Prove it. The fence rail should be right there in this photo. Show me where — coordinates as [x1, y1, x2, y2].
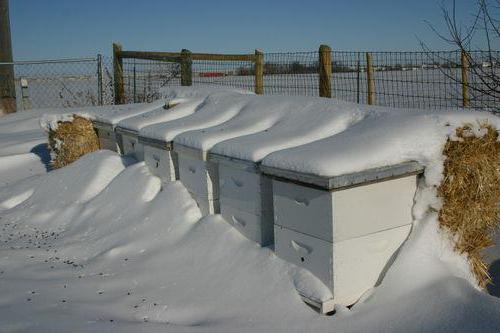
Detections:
[1, 44, 498, 113]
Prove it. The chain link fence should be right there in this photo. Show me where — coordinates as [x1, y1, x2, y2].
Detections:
[0, 56, 115, 111]
[1, 49, 498, 112]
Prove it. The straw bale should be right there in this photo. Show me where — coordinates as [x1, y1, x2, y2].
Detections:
[438, 124, 499, 288]
[48, 115, 100, 169]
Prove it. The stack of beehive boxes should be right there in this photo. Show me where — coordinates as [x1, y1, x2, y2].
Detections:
[261, 162, 423, 311]
[211, 155, 274, 246]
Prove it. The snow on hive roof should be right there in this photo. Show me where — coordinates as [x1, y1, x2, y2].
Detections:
[159, 85, 254, 100]
[118, 86, 253, 132]
[138, 90, 255, 142]
[261, 109, 500, 183]
[176, 95, 386, 155]
[39, 100, 167, 130]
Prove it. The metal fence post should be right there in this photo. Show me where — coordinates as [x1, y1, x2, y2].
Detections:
[356, 58, 361, 104]
[181, 49, 192, 86]
[461, 50, 470, 108]
[113, 43, 125, 104]
[366, 52, 375, 105]
[20, 77, 31, 110]
[254, 49, 264, 95]
[97, 54, 103, 105]
[133, 62, 137, 103]
[319, 44, 332, 98]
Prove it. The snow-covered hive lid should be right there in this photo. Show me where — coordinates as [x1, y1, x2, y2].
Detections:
[85, 99, 168, 126]
[159, 85, 254, 100]
[118, 86, 254, 132]
[39, 100, 168, 131]
[261, 109, 500, 187]
[173, 94, 344, 153]
[138, 90, 256, 143]
[208, 96, 391, 163]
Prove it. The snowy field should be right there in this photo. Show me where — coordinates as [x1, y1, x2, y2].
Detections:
[0, 104, 500, 332]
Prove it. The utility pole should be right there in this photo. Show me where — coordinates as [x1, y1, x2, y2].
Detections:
[0, 0, 16, 113]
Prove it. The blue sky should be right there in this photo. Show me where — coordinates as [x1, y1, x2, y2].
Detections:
[9, 0, 485, 60]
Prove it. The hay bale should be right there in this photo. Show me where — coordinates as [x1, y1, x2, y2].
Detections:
[48, 115, 100, 169]
[438, 124, 500, 288]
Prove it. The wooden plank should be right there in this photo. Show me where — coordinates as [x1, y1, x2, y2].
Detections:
[117, 50, 254, 62]
[118, 50, 181, 62]
[319, 45, 332, 98]
[191, 53, 255, 61]
[254, 49, 264, 95]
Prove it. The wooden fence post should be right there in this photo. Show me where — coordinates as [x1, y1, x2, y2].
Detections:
[254, 49, 264, 95]
[319, 44, 332, 98]
[366, 52, 375, 105]
[461, 50, 470, 108]
[0, 0, 16, 113]
[113, 43, 125, 104]
[181, 49, 192, 86]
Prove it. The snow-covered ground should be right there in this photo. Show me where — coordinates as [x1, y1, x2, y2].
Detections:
[0, 106, 500, 332]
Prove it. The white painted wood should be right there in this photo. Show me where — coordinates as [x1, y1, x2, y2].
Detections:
[178, 154, 219, 199]
[274, 224, 411, 306]
[274, 225, 333, 290]
[273, 175, 417, 243]
[194, 196, 219, 216]
[299, 295, 335, 314]
[220, 201, 273, 246]
[333, 176, 416, 241]
[273, 180, 333, 241]
[98, 134, 120, 152]
[143, 145, 177, 182]
[219, 164, 272, 214]
[332, 224, 411, 305]
[94, 122, 120, 153]
[120, 132, 144, 160]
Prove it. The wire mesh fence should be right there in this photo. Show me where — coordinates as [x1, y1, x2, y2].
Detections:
[1, 48, 498, 112]
[191, 58, 255, 91]
[263, 52, 319, 96]
[121, 58, 180, 104]
[330, 51, 466, 108]
[0, 57, 115, 111]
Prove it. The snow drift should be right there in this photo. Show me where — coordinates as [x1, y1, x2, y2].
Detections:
[0, 89, 499, 332]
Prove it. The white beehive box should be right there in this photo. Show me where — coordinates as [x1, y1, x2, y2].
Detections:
[261, 161, 423, 313]
[139, 136, 178, 182]
[175, 144, 219, 216]
[115, 127, 144, 160]
[210, 153, 274, 246]
[93, 120, 121, 153]
[87, 100, 168, 154]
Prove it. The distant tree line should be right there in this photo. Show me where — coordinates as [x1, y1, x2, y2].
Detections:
[234, 57, 495, 76]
